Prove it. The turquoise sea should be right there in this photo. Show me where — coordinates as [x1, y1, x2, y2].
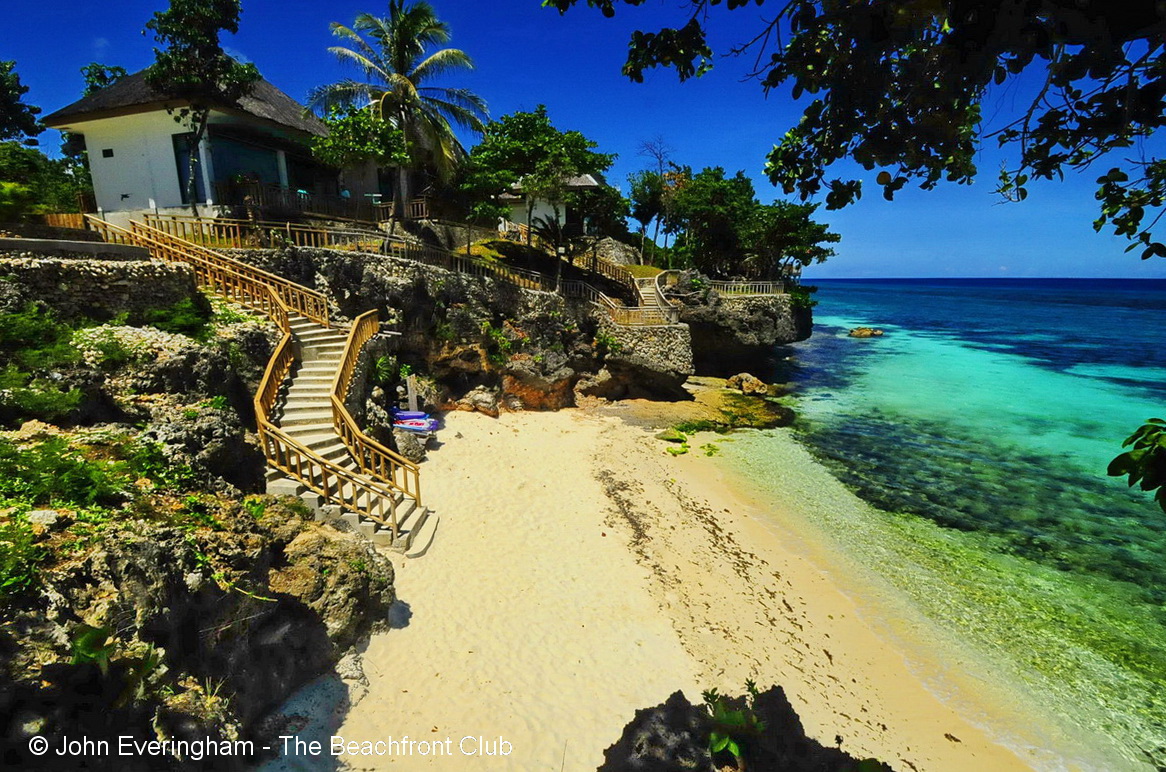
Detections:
[725, 279, 1166, 769]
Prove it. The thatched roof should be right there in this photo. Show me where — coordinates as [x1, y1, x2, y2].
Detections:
[43, 70, 326, 137]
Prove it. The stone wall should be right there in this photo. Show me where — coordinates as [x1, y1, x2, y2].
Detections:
[0, 257, 199, 322]
[0, 238, 150, 260]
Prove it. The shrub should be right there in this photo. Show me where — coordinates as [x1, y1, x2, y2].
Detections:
[0, 510, 44, 598]
[788, 284, 818, 309]
[140, 295, 213, 340]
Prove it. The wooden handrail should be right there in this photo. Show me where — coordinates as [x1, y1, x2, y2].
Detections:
[331, 309, 423, 505]
[127, 218, 331, 325]
[88, 214, 406, 540]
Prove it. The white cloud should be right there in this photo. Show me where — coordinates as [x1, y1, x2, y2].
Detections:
[93, 37, 109, 58]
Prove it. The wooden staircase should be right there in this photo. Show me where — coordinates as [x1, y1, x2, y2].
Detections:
[268, 316, 436, 555]
[84, 215, 436, 557]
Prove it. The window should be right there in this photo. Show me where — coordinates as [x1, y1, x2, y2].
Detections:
[101, 148, 114, 158]
[172, 133, 207, 204]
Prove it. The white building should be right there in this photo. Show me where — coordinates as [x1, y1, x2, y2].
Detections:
[44, 70, 379, 226]
[501, 174, 606, 237]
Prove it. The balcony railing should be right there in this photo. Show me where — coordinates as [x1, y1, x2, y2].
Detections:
[213, 181, 376, 223]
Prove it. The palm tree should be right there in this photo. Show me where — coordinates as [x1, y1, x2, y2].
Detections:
[308, 1, 487, 219]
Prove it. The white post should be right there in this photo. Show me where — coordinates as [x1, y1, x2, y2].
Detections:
[198, 136, 215, 206]
[276, 149, 289, 189]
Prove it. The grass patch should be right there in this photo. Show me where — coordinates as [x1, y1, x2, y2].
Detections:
[624, 264, 664, 279]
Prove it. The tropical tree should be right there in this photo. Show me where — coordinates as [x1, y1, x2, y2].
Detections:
[308, 0, 488, 219]
[627, 169, 663, 258]
[458, 106, 614, 242]
[741, 201, 839, 280]
[145, 0, 260, 216]
[0, 61, 42, 145]
[311, 107, 409, 170]
[80, 64, 128, 97]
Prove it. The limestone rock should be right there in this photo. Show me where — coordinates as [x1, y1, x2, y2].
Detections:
[726, 372, 768, 395]
[391, 428, 428, 463]
[849, 326, 884, 338]
[455, 385, 500, 417]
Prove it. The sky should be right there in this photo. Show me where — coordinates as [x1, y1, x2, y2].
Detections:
[5, 0, 1166, 279]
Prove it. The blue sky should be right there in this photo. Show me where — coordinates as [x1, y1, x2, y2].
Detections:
[7, 0, 1166, 278]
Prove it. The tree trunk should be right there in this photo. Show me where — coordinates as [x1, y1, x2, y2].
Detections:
[396, 165, 410, 222]
[187, 112, 209, 219]
[525, 199, 534, 246]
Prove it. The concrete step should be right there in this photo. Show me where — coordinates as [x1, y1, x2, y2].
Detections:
[404, 510, 439, 558]
[279, 408, 334, 426]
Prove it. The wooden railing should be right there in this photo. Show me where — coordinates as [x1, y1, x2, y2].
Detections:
[561, 281, 679, 327]
[213, 181, 376, 223]
[254, 315, 401, 542]
[127, 219, 332, 325]
[134, 214, 683, 326]
[88, 214, 407, 539]
[707, 280, 785, 296]
[332, 310, 422, 504]
[144, 213, 386, 253]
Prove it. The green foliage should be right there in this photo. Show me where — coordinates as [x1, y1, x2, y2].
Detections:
[547, 1, 1166, 260]
[0, 60, 42, 145]
[481, 321, 515, 366]
[0, 511, 44, 598]
[669, 166, 756, 275]
[70, 624, 116, 674]
[0, 141, 89, 216]
[140, 295, 213, 339]
[308, 1, 487, 195]
[80, 63, 128, 97]
[312, 106, 409, 170]
[241, 496, 266, 519]
[702, 681, 767, 767]
[788, 284, 818, 310]
[594, 330, 623, 355]
[628, 169, 663, 236]
[372, 354, 399, 387]
[145, 0, 261, 212]
[1109, 419, 1166, 513]
[0, 305, 83, 425]
[460, 106, 615, 228]
[0, 180, 34, 220]
[742, 202, 839, 277]
[0, 437, 127, 507]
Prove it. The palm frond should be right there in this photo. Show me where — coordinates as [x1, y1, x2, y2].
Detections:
[307, 79, 383, 114]
[410, 47, 476, 85]
[329, 23, 381, 64]
[417, 94, 487, 134]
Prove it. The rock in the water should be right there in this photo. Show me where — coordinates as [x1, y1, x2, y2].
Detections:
[848, 327, 884, 338]
[391, 427, 428, 463]
[726, 372, 768, 395]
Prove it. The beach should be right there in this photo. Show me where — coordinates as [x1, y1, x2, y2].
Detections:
[330, 406, 1052, 771]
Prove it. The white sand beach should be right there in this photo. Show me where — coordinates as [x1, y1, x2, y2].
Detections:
[330, 408, 1050, 771]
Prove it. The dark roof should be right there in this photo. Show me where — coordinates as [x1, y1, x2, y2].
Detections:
[43, 69, 326, 137]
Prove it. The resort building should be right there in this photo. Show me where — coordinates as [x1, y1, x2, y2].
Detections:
[502, 173, 606, 237]
[43, 70, 381, 225]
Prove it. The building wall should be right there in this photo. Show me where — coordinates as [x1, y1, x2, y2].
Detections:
[67, 111, 193, 213]
[507, 198, 567, 227]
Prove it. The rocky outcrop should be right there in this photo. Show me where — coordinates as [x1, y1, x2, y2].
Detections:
[578, 321, 694, 400]
[590, 237, 642, 266]
[1, 498, 395, 771]
[665, 272, 812, 375]
[726, 372, 769, 395]
[599, 688, 892, 772]
[849, 327, 884, 338]
[223, 247, 694, 408]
